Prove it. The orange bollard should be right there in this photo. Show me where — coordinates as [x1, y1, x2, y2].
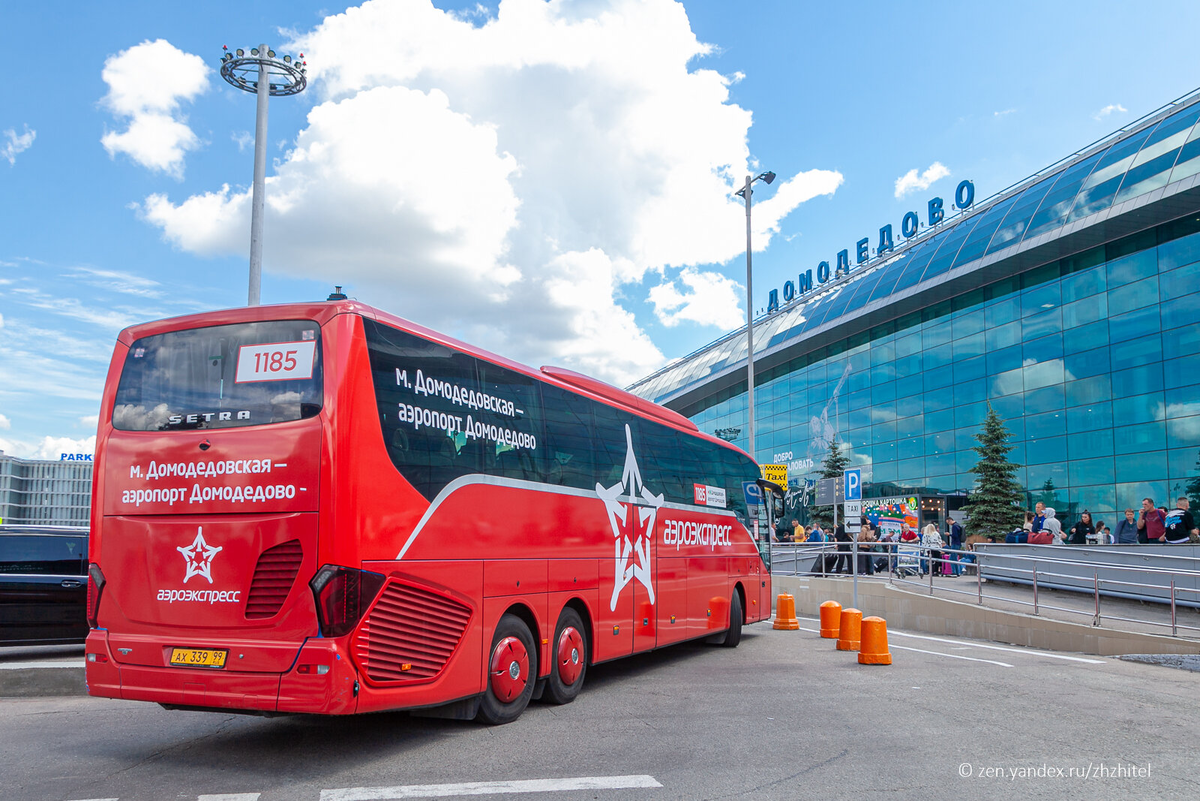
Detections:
[836, 607, 863, 651]
[819, 600, 842, 638]
[773, 593, 799, 630]
[858, 616, 892, 665]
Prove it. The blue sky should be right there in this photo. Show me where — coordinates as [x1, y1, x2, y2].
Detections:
[2, 0, 1197, 458]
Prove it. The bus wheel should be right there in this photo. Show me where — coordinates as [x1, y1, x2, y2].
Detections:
[543, 607, 587, 705]
[477, 614, 537, 725]
[717, 590, 743, 648]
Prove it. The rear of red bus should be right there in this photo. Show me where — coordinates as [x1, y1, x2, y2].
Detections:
[86, 303, 381, 714]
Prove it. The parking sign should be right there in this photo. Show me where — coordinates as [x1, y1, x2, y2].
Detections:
[844, 469, 861, 501]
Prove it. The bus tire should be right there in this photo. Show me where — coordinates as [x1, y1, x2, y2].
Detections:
[543, 607, 587, 705]
[717, 590, 743, 648]
[477, 613, 537, 725]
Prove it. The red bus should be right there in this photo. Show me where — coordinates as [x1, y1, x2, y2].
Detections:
[85, 300, 781, 722]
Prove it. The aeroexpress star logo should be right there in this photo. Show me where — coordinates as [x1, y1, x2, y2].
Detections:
[177, 527, 222, 584]
[596, 424, 664, 612]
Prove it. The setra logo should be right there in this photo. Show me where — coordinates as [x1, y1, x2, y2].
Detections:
[596, 424, 663, 612]
[176, 527, 223, 584]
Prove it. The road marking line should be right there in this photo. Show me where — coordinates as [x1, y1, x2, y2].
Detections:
[199, 795, 261, 801]
[890, 644, 1013, 668]
[321, 775, 662, 800]
[65, 798, 118, 801]
[795, 616, 1105, 663]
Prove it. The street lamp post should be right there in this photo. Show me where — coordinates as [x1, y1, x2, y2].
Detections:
[735, 171, 775, 461]
[219, 44, 308, 306]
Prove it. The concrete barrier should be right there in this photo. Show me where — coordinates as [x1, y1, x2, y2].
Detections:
[772, 574, 1200, 657]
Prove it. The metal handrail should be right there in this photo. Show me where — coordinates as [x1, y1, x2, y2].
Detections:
[771, 541, 1200, 639]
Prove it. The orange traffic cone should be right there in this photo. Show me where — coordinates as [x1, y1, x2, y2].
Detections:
[836, 608, 862, 651]
[773, 593, 799, 630]
[858, 616, 892, 664]
[819, 600, 841, 638]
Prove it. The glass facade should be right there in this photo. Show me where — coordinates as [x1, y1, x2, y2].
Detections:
[0, 455, 93, 527]
[668, 219, 1200, 525]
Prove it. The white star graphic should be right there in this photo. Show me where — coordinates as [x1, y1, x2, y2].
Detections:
[177, 528, 223, 584]
[596, 424, 663, 612]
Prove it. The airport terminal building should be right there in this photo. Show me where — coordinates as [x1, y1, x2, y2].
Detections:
[629, 91, 1200, 530]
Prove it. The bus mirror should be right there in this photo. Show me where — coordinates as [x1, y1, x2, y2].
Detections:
[772, 492, 785, 522]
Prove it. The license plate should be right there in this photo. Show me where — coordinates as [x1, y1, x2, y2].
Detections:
[169, 648, 227, 669]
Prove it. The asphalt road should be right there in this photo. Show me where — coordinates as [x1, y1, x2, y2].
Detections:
[2, 619, 1197, 801]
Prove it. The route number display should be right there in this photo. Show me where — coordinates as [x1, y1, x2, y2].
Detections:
[235, 341, 317, 383]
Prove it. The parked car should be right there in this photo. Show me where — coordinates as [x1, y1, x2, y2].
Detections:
[0, 525, 89, 645]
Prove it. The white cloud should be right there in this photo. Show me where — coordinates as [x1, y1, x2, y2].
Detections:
[649, 268, 744, 329]
[232, 131, 254, 152]
[894, 162, 950, 199]
[136, 0, 842, 385]
[100, 39, 209, 177]
[0, 435, 96, 461]
[2, 125, 36, 165]
[1094, 103, 1128, 121]
[0, 413, 10, 430]
[993, 108, 1016, 118]
[79, 415, 100, 428]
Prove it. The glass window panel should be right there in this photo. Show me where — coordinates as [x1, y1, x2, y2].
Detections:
[1067, 127, 1155, 223]
[990, 366, 1026, 400]
[871, 419, 897, 444]
[1110, 333, 1162, 372]
[1021, 308, 1063, 340]
[1106, 249, 1157, 290]
[990, 393, 1023, 420]
[952, 195, 1019, 267]
[986, 296, 1021, 327]
[1114, 421, 1167, 455]
[1063, 320, 1109, 355]
[923, 342, 953, 371]
[1111, 363, 1164, 397]
[887, 232, 950, 298]
[922, 320, 953, 350]
[1160, 295, 1193, 330]
[1064, 347, 1111, 380]
[925, 408, 955, 433]
[955, 401, 988, 429]
[817, 284, 859, 328]
[987, 346, 1023, 379]
[1158, 259, 1200, 305]
[1115, 452, 1167, 485]
[1025, 410, 1066, 439]
[1112, 391, 1165, 426]
[1165, 384, 1200, 420]
[869, 363, 897, 386]
[1060, 265, 1106, 303]
[926, 452, 956, 476]
[1168, 446, 1200, 480]
[955, 450, 979, 474]
[954, 357, 986, 385]
[873, 460, 897, 483]
[1165, 356, 1200, 390]
[1026, 438, 1067, 469]
[923, 368, 954, 393]
[896, 374, 923, 399]
[1066, 375, 1111, 406]
[871, 380, 897, 405]
[985, 321, 1021, 352]
[1024, 358, 1064, 390]
[1024, 151, 1105, 240]
[953, 333, 986, 362]
[929, 429, 956, 454]
[1062, 294, 1107, 329]
[1067, 401, 1112, 433]
[1116, 480, 1169, 515]
[1069, 457, 1115, 486]
[923, 389, 954, 411]
[1108, 304, 1160, 340]
[952, 308, 986, 339]
[1022, 282, 1061, 316]
[1158, 230, 1200, 273]
[1114, 103, 1200, 204]
[1023, 333, 1064, 365]
[1070, 484, 1117, 518]
[921, 216, 982, 282]
[897, 394, 924, 419]
[984, 176, 1057, 256]
[896, 457, 925, 482]
[1068, 429, 1114, 459]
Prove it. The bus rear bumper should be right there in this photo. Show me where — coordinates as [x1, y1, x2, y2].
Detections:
[85, 631, 359, 714]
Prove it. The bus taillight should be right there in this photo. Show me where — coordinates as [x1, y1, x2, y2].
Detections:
[87, 564, 106, 628]
[309, 565, 386, 638]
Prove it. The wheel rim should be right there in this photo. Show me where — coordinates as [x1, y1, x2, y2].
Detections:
[557, 626, 584, 686]
[489, 635, 529, 702]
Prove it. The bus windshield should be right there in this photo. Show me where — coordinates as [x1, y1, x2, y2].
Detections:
[112, 320, 323, 431]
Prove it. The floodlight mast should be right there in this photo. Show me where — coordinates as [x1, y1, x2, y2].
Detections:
[219, 43, 308, 305]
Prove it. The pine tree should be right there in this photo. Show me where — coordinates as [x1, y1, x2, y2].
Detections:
[962, 405, 1024, 541]
[810, 439, 850, 529]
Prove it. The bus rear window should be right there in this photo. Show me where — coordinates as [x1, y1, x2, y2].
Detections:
[112, 321, 323, 431]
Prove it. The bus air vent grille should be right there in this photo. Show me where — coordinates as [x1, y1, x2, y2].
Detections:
[355, 581, 472, 682]
[244, 539, 303, 619]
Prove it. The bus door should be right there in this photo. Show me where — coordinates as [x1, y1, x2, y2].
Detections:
[756, 479, 784, 614]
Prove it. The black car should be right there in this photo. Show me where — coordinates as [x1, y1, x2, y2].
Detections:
[0, 525, 90, 645]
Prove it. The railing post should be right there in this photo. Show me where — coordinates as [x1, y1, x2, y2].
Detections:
[1093, 571, 1100, 627]
[928, 546, 934, 595]
[1033, 563, 1039, 616]
[977, 552, 983, 605]
[852, 538, 859, 610]
[1171, 579, 1177, 637]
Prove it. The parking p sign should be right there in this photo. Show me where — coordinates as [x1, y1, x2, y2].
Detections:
[844, 468, 861, 501]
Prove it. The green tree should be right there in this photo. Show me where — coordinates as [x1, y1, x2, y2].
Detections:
[962, 405, 1024, 541]
[810, 439, 850, 530]
[1187, 450, 1200, 511]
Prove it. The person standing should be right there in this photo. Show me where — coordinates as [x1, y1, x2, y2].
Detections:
[921, 523, 944, 575]
[1164, 498, 1199, 544]
[948, 517, 964, 575]
[1113, 508, 1138, 545]
[834, 522, 852, 573]
[1137, 498, 1166, 544]
[1067, 511, 1095, 545]
[1031, 502, 1047, 533]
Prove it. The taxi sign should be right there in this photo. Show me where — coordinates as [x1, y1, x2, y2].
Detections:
[761, 463, 788, 487]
